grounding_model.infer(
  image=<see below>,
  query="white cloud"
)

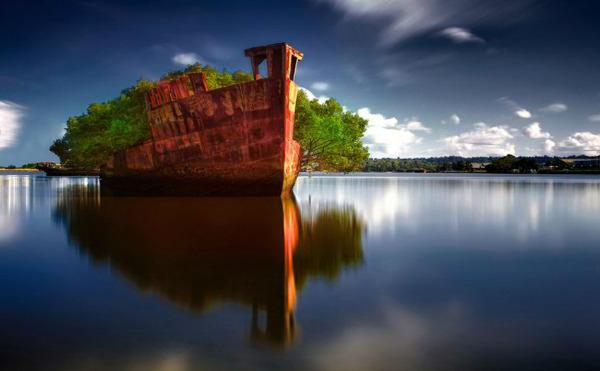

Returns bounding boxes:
[316,0,535,46]
[405,120,432,133]
[300,87,329,104]
[358,108,398,128]
[441,114,460,125]
[540,103,567,113]
[498,97,532,119]
[558,132,600,155]
[172,52,205,65]
[0,101,24,150]
[311,81,330,91]
[438,27,485,43]
[589,114,600,122]
[523,122,552,139]
[515,109,532,119]
[358,107,421,158]
[544,139,556,153]
[443,122,515,156]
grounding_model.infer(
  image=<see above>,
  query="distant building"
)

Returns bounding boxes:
[563,158,600,169]
[471,162,490,171]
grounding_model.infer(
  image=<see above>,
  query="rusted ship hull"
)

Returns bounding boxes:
[101,43,303,196]
[40,166,100,177]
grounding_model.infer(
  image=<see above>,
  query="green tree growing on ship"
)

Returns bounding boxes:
[50,63,369,172]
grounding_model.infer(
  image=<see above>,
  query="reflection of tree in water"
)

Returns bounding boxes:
[53,184,365,347]
[294,204,365,290]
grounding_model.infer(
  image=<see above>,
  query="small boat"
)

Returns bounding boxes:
[101,43,304,196]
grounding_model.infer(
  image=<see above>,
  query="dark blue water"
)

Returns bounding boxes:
[2,173,600,370]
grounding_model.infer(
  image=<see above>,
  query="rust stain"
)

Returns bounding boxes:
[101,43,304,196]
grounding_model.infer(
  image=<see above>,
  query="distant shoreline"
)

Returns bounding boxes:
[0,168,41,172]
[1,168,599,176]
[301,170,600,176]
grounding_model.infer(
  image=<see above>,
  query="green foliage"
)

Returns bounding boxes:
[49,138,70,164]
[363,158,438,172]
[20,163,44,169]
[513,157,539,173]
[51,66,254,169]
[294,90,369,171]
[51,80,155,168]
[364,155,595,173]
[435,160,473,172]
[161,63,253,90]
[51,64,368,172]
[363,158,474,172]
[486,155,539,173]
[485,155,517,173]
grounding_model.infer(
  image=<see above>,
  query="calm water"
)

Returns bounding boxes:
[2,173,600,370]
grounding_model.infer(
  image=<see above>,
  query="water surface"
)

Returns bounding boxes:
[2,173,600,370]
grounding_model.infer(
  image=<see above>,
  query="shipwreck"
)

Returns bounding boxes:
[101,43,303,196]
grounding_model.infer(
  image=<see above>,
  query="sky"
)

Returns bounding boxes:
[1,0,600,164]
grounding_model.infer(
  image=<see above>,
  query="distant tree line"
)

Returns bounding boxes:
[363,157,484,172]
[485,155,574,173]
[0,162,56,170]
[363,155,593,173]
[363,158,437,172]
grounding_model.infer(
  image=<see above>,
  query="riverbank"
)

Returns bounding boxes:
[0,168,40,172]
[301,171,600,177]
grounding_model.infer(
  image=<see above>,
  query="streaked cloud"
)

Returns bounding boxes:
[172,52,205,65]
[443,122,515,156]
[589,114,600,122]
[558,132,600,155]
[311,81,330,91]
[438,27,485,44]
[358,107,421,158]
[0,100,24,150]
[377,52,453,87]
[202,39,235,61]
[540,102,567,113]
[379,67,413,87]
[315,0,535,46]
[523,122,552,139]
[346,65,367,84]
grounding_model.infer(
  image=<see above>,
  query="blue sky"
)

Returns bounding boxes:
[1,0,600,163]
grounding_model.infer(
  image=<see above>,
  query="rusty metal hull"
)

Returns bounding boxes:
[101,43,303,196]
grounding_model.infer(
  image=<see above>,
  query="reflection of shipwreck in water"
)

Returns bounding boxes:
[54,186,364,347]
[101,43,303,196]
